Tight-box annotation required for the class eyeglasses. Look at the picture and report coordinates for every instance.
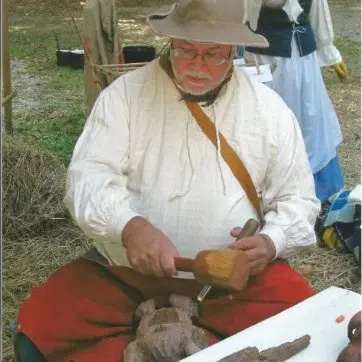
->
[171,46,231,66]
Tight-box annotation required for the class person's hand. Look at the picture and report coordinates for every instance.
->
[332,61,348,81]
[228,228,276,276]
[122,217,180,278]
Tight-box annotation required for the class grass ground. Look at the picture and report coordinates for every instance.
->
[3,2,361,361]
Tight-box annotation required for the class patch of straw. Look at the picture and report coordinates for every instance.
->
[2,136,91,361]
[290,245,361,294]
[3,135,69,239]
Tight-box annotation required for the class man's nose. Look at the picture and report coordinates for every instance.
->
[191,53,207,70]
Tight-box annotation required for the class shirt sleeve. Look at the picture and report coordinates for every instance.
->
[309,0,342,67]
[63,79,140,244]
[259,109,321,259]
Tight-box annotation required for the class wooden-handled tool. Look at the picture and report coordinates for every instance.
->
[196,218,260,301]
[174,218,259,292]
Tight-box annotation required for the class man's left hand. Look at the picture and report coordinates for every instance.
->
[228,229,276,276]
[333,61,348,81]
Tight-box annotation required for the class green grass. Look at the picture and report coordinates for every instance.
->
[14,105,85,164]
[10,13,86,164]
[8,9,167,164]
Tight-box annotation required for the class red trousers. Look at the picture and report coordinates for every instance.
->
[16,257,314,362]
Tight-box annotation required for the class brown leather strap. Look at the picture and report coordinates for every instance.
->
[186,102,263,222]
[159,55,264,223]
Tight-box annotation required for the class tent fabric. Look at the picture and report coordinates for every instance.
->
[82,0,123,115]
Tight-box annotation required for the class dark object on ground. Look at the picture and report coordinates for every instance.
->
[56,49,71,66]
[123,46,156,63]
[55,34,84,69]
[218,334,311,362]
[56,49,84,69]
[69,50,84,69]
[337,311,361,362]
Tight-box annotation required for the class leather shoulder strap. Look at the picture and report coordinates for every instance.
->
[159,55,264,223]
[186,102,264,223]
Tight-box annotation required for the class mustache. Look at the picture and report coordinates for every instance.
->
[183,70,212,80]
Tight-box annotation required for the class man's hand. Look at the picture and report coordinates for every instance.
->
[122,217,180,278]
[228,228,276,276]
[332,61,348,81]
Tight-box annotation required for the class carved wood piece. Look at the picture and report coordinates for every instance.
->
[124,294,208,362]
[218,334,311,362]
[258,334,311,361]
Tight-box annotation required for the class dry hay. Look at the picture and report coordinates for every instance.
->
[3,135,70,239]
[290,245,361,294]
[2,136,91,362]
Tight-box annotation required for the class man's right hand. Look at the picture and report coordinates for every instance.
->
[122,217,180,278]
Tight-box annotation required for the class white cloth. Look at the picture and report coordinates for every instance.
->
[254,39,343,173]
[309,0,342,66]
[64,59,320,271]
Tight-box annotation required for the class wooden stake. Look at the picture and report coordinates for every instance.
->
[252,53,261,75]
[2,0,14,134]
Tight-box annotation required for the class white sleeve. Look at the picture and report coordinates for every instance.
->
[260,109,320,258]
[309,0,342,66]
[64,79,140,244]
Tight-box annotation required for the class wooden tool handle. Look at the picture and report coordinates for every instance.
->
[237,218,259,239]
[175,219,259,272]
[174,257,194,272]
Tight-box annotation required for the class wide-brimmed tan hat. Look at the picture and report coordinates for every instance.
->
[146,0,268,47]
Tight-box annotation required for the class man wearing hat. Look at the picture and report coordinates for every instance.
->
[15,0,320,361]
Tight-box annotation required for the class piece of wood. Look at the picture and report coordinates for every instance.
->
[124,295,208,362]
[174,257,194,272]
[236,219,259,240]
[258,334,311,361]
[196,218,260,301]
[216,346,259,362]
[195,249,249,290]
[2,0,13,134]
[175,219,259,290]
[217,335,311,362]
[174,249,249,290]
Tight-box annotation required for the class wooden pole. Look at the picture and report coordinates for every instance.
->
[2,90,17,106]
[2,0,14,134]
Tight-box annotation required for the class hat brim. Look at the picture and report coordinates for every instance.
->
[147,4,269,47]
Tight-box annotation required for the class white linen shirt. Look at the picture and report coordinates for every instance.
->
[64,59,320,272]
